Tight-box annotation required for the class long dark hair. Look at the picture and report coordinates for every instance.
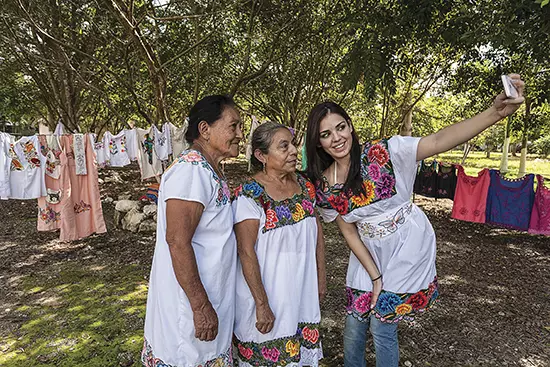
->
[185,95,235,144]
[305,101,363,195]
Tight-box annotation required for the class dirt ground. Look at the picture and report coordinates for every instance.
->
[1,160,549,367]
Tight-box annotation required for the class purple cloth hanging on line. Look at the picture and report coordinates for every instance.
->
[485,170,535,231]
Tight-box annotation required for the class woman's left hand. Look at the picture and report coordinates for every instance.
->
[370,278,382,309]
[493,74,525,118]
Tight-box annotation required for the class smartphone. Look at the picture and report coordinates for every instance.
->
[501,75,518,99]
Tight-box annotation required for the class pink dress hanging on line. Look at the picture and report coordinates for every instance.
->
[50,134,106,241]
[528,174,550,235]
[37,135,64,231]
[451,166,491,223]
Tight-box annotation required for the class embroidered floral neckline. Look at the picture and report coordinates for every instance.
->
[171,149,231,207]
[316,138,397,216]
[235,173,316,232]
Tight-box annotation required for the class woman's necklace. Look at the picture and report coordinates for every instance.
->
[333,160,350,185]
[192,141,224,178]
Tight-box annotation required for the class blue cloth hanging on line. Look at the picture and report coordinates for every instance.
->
[485,169,535,231]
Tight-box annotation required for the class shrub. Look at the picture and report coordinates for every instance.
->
[533,135,550,158]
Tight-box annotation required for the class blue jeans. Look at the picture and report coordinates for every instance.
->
[343,314,399,367]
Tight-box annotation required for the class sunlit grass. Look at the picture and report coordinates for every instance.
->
[435,151,550,178]
[0,263,147,367]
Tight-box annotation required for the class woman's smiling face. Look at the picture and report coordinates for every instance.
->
[318,112,354,159]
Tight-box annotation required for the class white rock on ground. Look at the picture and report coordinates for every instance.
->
[142,204,157,217]
[115,200,140,213]
[122,209,146,232]
[139,219,157,232]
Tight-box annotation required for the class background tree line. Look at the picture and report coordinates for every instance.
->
[0,0,549,163]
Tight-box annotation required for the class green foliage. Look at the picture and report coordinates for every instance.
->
[532,134,550,157]
[0,0,548,139]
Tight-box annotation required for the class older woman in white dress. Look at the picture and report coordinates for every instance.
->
[232,122,326,367]
[142,95,243,367]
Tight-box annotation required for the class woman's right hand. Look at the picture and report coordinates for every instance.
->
[255,303,275,334]
[192,301,219,341]
[371,278,382,309]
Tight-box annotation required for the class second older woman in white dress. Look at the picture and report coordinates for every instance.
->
[232,122,326,367]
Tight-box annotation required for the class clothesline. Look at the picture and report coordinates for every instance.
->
[413,160,550,236]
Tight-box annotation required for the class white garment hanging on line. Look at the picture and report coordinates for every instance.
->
[73,133,88,175]
[8,135,47,199]
[136,127,163,180]
[54,122,65,136]
[91,134,110,168]
[104,131,131,167]
[153,123,172,161]
[169,121,188,158]
[124,128,139,161]
[0,133,14,199]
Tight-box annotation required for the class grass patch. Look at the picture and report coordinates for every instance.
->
[435,151,550,178]
[1,263,147,367]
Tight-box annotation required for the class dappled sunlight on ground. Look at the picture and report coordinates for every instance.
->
[0,261,148,366]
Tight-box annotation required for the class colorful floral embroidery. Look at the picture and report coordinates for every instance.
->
[39,206,61,224]
[346,277,439,323]
[316,138,397,215]
[44,148,62,177]
[167,150,231,207]
[141,337,233,367]
[235,174,316,232]
[142,133,154,165]
[74,200,92,214]
[9,144,24,171]
[22,141,41,168]
[234,322,321,366]
[10,140,41,171]
[120,136,127,152]
[109,139,118,155]
[285,340,300,357]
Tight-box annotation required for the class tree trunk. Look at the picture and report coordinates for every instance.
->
[193,16,200,103]
[499,116,511,174]
[461,142,471,165]
[518,98,530,177]
[399,107,413,136]
[111,0,168,125]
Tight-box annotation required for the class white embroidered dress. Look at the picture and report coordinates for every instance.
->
[317,136,438,323]
[169,121,189,158]
[232,174,323,367]
[92,134,110,168]
[136,127,163,180]
[153,123,172,161]
[0,133,14,199]
[142,150,236,367]
[124,128,140,162]
[104,131,131,167]
[8,135,47,200]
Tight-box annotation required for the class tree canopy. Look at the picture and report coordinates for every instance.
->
[0,0,548,146]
